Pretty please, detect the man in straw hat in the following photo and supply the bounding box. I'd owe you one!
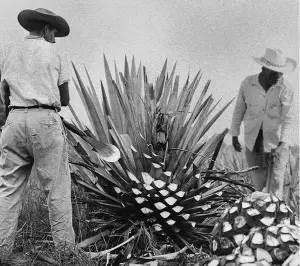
[0,8,75,263]
[230,48,297,200]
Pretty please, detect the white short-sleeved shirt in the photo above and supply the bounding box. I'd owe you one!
[0,35,70,110]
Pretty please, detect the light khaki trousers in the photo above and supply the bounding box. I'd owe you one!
[0,108,75,260]
[245,147,290,200]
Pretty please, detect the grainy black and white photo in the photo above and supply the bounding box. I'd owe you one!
[0,1,298,265]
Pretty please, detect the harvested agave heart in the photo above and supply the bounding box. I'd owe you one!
[210,191,299,265]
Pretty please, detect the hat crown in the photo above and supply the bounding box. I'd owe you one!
[263,48,287,66]
[34,8,56,16]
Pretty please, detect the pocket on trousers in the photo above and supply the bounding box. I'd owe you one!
[31,116,65,150]
[1,119,11,130]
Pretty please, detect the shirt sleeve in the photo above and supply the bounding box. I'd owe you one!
[230,79,247,136]
[57,51,70,86]
[0,45,6,80]
[280,81,296,144]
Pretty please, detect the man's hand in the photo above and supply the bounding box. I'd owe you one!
[270,142,285,163]
[232,136,242,152]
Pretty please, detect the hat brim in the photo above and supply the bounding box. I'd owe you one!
[18,9,69,37]
[253,56,297,73]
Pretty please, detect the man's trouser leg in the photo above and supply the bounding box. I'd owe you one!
[26,109,75,251]
[269,147,289,200]
[0,111,33,260]
[245,147,269,191]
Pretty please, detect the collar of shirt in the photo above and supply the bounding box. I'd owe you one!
[249,74,284,91]
[25,35,45,41]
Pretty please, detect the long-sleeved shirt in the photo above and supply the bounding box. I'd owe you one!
[230,74,295,152]
[0,35,70,110]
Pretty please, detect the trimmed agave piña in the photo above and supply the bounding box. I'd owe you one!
[206,191,299,266]
[65,56,252,255]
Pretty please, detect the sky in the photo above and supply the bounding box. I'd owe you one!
[0,0,299,144]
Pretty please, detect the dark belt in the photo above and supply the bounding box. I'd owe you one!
[9,105,57,111]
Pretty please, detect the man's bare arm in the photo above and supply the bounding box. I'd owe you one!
[58,82,70,106]
[0,79,10,105]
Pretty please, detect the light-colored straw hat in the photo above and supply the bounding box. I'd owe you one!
[253,48,297,73]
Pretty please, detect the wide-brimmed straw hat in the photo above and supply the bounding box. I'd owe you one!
[18,8,70,37]
[253,48,297,73]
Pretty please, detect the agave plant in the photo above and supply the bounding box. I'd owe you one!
[65,56,252,257]
[200,191,300,266]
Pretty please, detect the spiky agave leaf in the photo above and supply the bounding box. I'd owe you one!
[66,56,248,255]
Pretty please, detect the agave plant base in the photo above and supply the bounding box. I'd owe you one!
[66,56,255,260]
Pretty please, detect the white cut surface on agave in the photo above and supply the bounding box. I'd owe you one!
[153,180,165,188]
[160,211,171,218]
[194,195,201,201]
[223,222,232,233]
[267,225,279,235]
[226,254,236,261]
[280,203,288,213]
[130,145,137,152]
[176,191,185,197]
[139,132,146,140]
[280,233,294,242]
[181,214,190,220]
[143,184,154,191]
[172,206,184,213]
[208,259,219,266]
[247,208,261,216]
[154,202,167,210]
[265,196,272,203]
[140,207,153,214]
[242,235,250,245]
[132,188,142,195]
[127,171,140,183]
[135,197,147,204]
[114,187,122,194]
[230,206,238,213]
[141,172,154,184]
[143,153,152,159]
[163,171,172,177]
[260,217,275,226]
[216,191,222,196]
[204,181,212,188]
[271,194,279,202]
[280,226,290,234]
[233,234,245,246]
[237,255,255,264]
[242,202,251,208]
[281,218,291,225]
[200,204,211,211]
[152,152,159,157]
[195,173,200,179]
[265,203,276,212]
[252,232,264,244]
[266,235,279,247]
[165,197,177,206]
[191,222,196,227]
[152,162,161,168]
[167,219,176,225]
[168,183,178,191]
[154,225,162,231]
[159,189,169,196]
[255,248,273,263]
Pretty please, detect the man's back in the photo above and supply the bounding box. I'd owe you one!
[0,36,69,108]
